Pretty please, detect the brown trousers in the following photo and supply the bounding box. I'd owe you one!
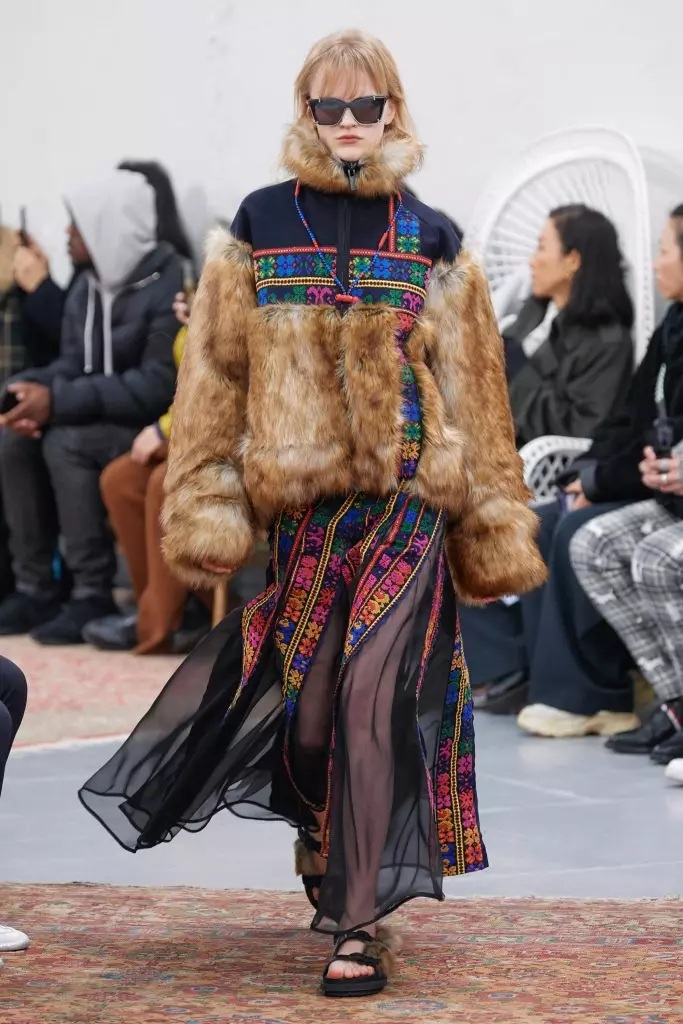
[101,453,198,654]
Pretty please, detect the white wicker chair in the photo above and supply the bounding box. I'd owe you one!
[468,127,655,496]
[519,436,592,500]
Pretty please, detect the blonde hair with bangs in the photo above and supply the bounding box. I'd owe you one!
[294,30,416,141]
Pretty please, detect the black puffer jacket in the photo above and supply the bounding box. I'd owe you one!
[504,297,633,445]
[19,172,182,426]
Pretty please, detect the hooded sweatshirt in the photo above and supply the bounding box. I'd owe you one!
[21,170,182,426]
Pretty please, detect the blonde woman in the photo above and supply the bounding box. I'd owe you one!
[80,30,544,997]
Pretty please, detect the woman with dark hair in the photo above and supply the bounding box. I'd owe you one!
[505,204,634,445]
[118,160,194,263]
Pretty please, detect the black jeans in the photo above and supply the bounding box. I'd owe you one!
[0,490,14,602]
[0,424,137,599]
[460,498,635,716]
[0,656,27,795]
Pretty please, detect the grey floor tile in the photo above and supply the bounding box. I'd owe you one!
[1,715,681,898]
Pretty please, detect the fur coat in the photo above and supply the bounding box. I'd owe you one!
[162,125,546,602]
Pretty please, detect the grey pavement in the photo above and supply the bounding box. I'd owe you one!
[2,714,681,898]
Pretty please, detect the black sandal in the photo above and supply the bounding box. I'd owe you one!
[321,928,397,998]
[294,826,325,909]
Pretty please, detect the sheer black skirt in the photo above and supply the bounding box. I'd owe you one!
[80,491,487,932]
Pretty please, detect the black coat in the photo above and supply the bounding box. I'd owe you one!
[566,303,683,518]
[504,297,633,445]
[17,276,70,367]
[20,243,182,427]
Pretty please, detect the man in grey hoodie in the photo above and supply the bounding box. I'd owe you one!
[0,170,183,644]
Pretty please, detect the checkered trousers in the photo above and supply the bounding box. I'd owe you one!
[570,500,683,702]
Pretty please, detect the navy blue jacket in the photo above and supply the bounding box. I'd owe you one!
[231,181,461,310]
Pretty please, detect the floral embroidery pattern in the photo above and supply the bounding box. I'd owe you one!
[252,246,430,311]
[236,489,486,874]
[437,624,488,875]
[396,207,422,255]
[343,501,442,659]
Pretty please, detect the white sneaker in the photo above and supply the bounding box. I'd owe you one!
[0,925,29,951]
[664,758,683,784]
[517,704,640,738]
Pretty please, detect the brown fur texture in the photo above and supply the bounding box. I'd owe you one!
[163,229,545,599]
[282,121,423,197]
[242,303,407,512]
[162,229,257,589]
[366,923,401,977]
[294,838,323,879]
[422,253,547,601]
[242,304,353,514]
[341,305,403,494]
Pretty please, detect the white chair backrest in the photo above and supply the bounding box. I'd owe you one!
[519,436,593,499]
[467,127,655,362]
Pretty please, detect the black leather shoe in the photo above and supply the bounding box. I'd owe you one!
[82,613,138,651]
[476,670,529,715]
[605,708,676,754]
[650,729,683,765]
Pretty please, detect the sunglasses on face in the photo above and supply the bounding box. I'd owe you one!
[308,95,388,127]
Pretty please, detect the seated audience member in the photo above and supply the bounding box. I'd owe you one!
[1,223,65,603]
[83,292,211,655]
[572,444,683,763]
[0,170,183,644]
[10,159,192,359]
[460,207,683,733]
[0,655,30,966]
[504,204,633,445]
[571,213,683,762]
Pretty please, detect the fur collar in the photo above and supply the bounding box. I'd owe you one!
[281,122,423,197]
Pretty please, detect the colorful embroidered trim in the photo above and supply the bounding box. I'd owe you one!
[438,621,488,875]
[294,183,403,304]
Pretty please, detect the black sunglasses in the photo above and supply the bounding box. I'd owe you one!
[308,95,388,127]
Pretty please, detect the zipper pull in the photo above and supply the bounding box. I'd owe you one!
[343,161,361,192]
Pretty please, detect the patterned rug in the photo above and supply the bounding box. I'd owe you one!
[3,636,180,748]
[0,885,680,1023]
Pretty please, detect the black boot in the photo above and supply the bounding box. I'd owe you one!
[605,707,677,754]
[31,595,119,646]
[0,592,62,636]
[650,730,683,765]
[82,613,138,651]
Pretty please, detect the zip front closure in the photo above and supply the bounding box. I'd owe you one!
[336,195,351,312]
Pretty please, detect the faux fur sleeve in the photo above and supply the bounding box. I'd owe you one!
[162,229,257,588]
[425,252,547,602]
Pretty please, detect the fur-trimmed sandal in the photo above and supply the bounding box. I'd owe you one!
[294,826,325,909]
[321,925,399,998]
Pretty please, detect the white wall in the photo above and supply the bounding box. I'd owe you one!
[1,0,682,283]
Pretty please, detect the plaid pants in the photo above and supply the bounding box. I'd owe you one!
[570,501,683,702]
